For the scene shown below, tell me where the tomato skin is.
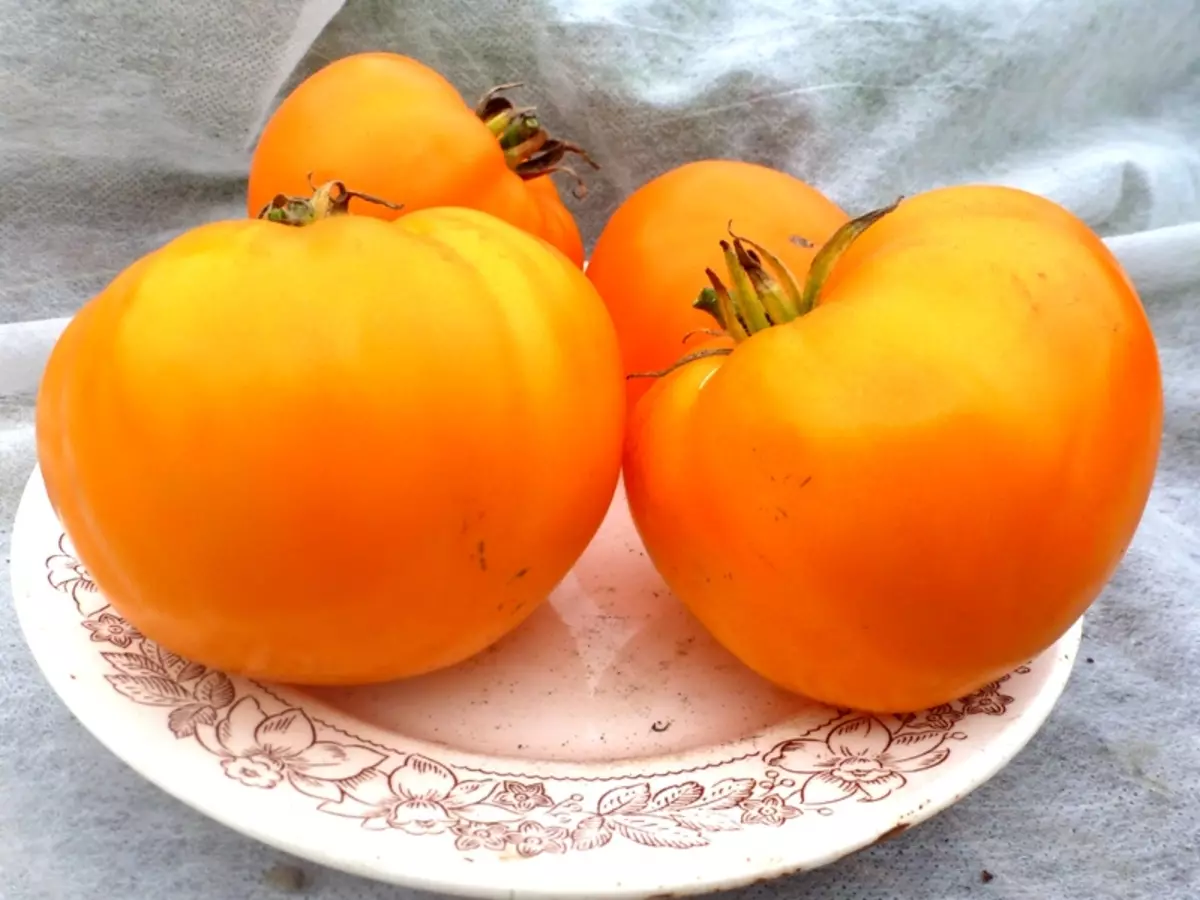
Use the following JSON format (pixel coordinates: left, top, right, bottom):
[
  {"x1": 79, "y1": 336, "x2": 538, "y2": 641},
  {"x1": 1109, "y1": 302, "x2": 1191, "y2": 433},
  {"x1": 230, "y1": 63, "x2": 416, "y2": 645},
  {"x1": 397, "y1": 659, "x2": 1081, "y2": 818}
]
[
  {"x1": 624, "y1": 185, "x2": 1163, "y2": 713},
  {"x1": 247, "y1": 53, "x2": 585, "y2": 265},
  {"x1": 37, "y1": 208, "x2": 624, "y2": 684},
  {"x1": 586, "y1": 160, "x2": 848, "y2": 409}
]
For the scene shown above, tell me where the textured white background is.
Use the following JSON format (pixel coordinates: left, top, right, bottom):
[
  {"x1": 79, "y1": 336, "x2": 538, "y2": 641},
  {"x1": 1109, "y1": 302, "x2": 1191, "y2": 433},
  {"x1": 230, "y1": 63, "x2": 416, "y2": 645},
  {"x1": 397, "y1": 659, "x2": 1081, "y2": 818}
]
[{"x1": 1, "y1": 1, "x2": 1198, "y2": 898}]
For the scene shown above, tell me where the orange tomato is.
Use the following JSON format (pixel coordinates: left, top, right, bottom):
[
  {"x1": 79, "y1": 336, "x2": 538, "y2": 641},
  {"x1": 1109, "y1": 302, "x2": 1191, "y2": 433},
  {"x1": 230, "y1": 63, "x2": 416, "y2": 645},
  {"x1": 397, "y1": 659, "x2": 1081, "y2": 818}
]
[
  {"x1": 247, "y1": 52, "x2": 591, "y2": 265},
  {"x1": 624, "y1": 184, "x2": 1163, "y2": 713},
  {"x1": 585, "y1": 160, "x2": 848, "y2": 409},
  {"x1": 37, "y1": 192, "x2": 625, "y2": 684}
]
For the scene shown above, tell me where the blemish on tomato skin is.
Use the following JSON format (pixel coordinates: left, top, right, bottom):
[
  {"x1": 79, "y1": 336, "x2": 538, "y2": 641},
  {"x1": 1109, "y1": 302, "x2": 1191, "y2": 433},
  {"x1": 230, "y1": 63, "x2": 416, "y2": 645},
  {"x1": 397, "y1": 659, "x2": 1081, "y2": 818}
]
[
  {"x1": 476, "y1": 540, "x2": 488, "y2": 572},
  {"x1": 800, "y1": 474, "x2": 813, "y2": 488},
  {"x1": 511, "y1": 567, "x2": 529, "y2": 581}
]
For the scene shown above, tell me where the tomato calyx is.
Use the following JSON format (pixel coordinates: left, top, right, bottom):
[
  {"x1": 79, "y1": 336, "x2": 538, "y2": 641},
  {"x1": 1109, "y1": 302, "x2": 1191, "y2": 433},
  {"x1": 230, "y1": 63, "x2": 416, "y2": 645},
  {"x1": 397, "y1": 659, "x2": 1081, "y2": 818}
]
[
  {"x1": 696, "y1": 230, "x2": 808, "y2": 342},
  {"x1": 476, "y1": 83, "x2": 600, "y2": 199},
  {"x1": 257, "y1": 176, "x2": 404, "y2": 226},
  {"x1": 698, "y1": 198, "x2": 903, "y2": 341},
  {"x1": 626, "y1": 198, "x2": 902, "y2": 382}
]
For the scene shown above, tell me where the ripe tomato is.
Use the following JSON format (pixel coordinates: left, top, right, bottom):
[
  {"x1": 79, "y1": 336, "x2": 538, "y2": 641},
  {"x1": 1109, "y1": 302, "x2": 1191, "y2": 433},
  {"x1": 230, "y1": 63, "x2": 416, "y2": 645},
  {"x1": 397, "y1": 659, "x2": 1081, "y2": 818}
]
[
  {"x1": 585, "y1": 160, "x2": 848, "y2": 410},
  {"x1": 624, "y1": 185, "x2": 1163, "y2": 712},
  {"x1": 37, "y1": 185, "x2": 625, "y2": 684},
  {"x1": 247, "y1": 53, "x2": 593, "y2": 265}
]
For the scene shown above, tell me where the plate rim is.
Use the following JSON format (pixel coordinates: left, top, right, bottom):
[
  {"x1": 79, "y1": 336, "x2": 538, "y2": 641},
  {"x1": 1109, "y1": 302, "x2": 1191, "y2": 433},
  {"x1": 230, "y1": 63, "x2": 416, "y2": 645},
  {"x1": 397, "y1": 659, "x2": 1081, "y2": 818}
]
[{"x1": 11, "y1": 466, "x2": 1082, "y2": 899}]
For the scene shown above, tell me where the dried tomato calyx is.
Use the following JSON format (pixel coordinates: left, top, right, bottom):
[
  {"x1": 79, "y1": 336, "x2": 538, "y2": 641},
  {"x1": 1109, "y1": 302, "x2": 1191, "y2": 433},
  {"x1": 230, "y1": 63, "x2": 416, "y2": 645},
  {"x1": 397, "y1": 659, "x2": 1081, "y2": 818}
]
[
  {"x1": 476, "y1": 83, "x2": 600, "y2": 198},
  {"x1": 257, "y1": 177, "x2": 403, "y2": 226},
  {"x1": 695, "y1": 199, "x2": 903, "y2": 342}
]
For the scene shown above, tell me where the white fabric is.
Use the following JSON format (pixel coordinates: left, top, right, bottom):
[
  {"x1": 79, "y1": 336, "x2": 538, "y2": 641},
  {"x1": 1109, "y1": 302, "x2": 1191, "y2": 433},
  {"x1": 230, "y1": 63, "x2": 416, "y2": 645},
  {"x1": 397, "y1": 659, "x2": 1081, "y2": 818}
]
[{"x1": 2, "y1": 1, "x2": 1198, "y2": 898}]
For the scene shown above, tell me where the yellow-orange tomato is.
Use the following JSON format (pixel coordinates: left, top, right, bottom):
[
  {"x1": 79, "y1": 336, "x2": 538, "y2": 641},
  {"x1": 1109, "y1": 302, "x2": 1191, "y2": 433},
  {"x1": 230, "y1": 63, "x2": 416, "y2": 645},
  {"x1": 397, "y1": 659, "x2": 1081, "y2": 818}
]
[
  {"x1": 624, "y1": 184, "x2": 1163, "y2": 713},
  {"x1": 37, "y1": 204, "x2": 625, "y2": 684},
  {"x1": 247, "y1": 52, "x2": 587, "y2": 265},
  {"x1": 585, "y1": 160, "x2": 848, "y2": 409}
]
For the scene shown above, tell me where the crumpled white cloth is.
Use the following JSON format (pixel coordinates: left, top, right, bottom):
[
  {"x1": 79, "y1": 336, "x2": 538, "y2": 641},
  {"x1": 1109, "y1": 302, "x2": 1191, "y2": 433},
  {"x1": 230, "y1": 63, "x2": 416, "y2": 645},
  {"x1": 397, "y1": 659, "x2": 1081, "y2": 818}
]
[{"x1": 1, "y1": 1, "x2": 1198, "y2": 898}]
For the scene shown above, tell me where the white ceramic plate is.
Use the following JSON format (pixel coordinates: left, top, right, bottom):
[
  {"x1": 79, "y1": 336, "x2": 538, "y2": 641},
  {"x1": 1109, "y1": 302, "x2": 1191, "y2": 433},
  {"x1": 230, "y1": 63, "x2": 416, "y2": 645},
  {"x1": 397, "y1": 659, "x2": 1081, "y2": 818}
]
[{"x1": 12, "y1": 467, "x2": 1080, "y2": 899}]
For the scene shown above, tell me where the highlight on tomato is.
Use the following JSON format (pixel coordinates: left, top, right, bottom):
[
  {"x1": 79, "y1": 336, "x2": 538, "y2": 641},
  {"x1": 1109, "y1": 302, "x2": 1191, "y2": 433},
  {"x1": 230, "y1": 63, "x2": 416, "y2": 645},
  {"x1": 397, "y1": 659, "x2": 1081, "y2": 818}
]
[
  {"x1": 247, "y1": 52, "x2": 596, "y2": 265},
  {"x1": 36, "y1": 180, "x2": 626, "y2": 685},
  {"x1": 623, "y1": 184, "x2": 1163, "y2": 713},
  {"x1": 585, "y1": 159, "x2": 849, "y2": 410}
]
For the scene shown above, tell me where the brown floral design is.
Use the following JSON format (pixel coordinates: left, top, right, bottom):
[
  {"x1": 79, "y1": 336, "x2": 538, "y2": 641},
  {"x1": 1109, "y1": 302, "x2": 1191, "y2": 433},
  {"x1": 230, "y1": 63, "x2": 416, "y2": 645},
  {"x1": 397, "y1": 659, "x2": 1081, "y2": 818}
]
[
  {"x1": 47, "y1": 535, "x2": 104, "y2": 615},
  {"x1": 452, "y1": 820, "x2": 509, "y2": 852},
  {"x1": 491, "y1": 780, "x2": 555, "y2": 813},
  {"x1": 765, "y1": 716, "x2": 954, "y2": 805},
  {"x1": 196, "y1": 697, "x2": 386, "y2": 797},
  {"x1": 963, "y1": 680, "x2": 1017, "y2": 716},
  {"x1": 82, "y1": 611, "x2": 143, "y2": 648},
  {"x1": 46, "y1": 532, "x2": 1032, "y2": 858},
  {"x1": 739, "y1": 794, "x2": 801, "y2": 827}
]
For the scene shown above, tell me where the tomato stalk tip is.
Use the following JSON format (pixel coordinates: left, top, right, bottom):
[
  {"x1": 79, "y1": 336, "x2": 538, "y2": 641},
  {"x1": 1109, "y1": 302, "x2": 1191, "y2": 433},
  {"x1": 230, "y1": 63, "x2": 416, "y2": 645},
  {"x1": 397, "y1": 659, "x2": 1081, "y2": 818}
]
[
  {"x1": 627, "y1": 345, "x2": 732, "y2": 380},
  {"x1": 798, "y1": 198, "x2": 902, "y2": 313}
]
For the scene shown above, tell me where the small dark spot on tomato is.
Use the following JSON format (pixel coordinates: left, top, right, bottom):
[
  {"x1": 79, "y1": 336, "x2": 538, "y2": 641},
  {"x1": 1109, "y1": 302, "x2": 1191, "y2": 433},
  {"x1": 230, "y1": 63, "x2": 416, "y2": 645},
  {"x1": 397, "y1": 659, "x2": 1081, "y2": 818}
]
[
  {"x1": 651, "y1": 720, "x2": 672, "y2": 733},
  {"x1": 1036, "y1": 271, "x2": 1047, "y2": 280},
  {"x1": 1010, "y1": 273, "x2": 1033, "y2": 298},
  {"x1": 513, "y1": 567, "x2": 528, "y2": 580},
  {"x1": 800, "y1": 475, "x2": 812, "y2": 488},
  {"x1": 477, "y1": 540, "x2": 487, "y2": 572}
]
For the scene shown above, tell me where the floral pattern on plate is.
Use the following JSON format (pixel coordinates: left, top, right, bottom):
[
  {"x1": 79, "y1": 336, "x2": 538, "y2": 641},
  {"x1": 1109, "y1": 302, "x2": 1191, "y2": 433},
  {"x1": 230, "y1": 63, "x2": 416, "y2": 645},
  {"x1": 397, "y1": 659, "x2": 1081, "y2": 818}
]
[{"x1": 45, "y1": 532, "x2": 1031, "y2": 858}]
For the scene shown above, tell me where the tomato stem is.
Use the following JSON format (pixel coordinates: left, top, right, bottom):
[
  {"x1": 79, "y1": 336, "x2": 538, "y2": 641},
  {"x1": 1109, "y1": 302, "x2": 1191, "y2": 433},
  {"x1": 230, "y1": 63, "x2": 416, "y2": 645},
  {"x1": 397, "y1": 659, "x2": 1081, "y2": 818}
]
[
  {"x1": 476, "y1": 83, "x2": 600, "y2": 198},
  {"x1": 257, "y1": 175, "x2": 403, "y2": 226},
  {"x1": 693, "y1": 198, "x2": 903, "y2": 342}
]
